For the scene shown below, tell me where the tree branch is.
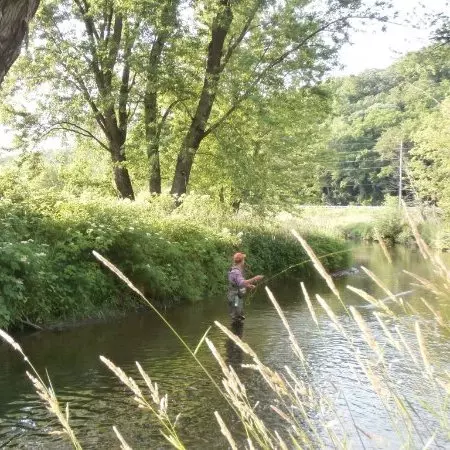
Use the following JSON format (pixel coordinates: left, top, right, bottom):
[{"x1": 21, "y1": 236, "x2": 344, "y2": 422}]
[
  {"x1": 40, "y1": 24, "x2": 108, "y2": 136},
  {"x1": 42, "y1": 121, "x2": 109, "y2": 151},
  {"x1": 119, "y1": 20, "x2": 140, "y2": 134},
  {"x1": 104, "y1": 13, "x2": 123, "y2": 88},
  {"x1": 220, "y1": 1, "x2": 261, "y2": 71},
  {"x1": 68, "y1": 73, "x2": 107, "y2": 134},
  {"x1": 74, "y1": 0, "x2": 106, "y2": 92},
  {"x1": 205, "y1": 16, "x2": 352, "y2": 137},
  {"x1": 100, "y1": 3, "x2": 113, "y2": 40},
  {"x1": 157, "y1": 99, "x2": 183, "y2": 140},
  {"x1": 104, "y1": 3, "x2": 114, "y2": 43}
]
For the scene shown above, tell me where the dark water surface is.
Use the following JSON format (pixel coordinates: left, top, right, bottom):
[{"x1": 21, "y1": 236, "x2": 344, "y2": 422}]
[{"x1": 0, "y1": 245, "x2": 449, "y2": 449}]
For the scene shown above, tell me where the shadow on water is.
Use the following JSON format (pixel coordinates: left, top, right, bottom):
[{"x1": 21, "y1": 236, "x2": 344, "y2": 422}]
[{"x1": 225, "y1": 320, "x2": 244, "y2": 369}]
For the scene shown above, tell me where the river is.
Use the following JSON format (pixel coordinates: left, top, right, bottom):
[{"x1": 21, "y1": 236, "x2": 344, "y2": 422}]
[{"x1": 0, "y1": 244, "x2": 449, "y2": 449}]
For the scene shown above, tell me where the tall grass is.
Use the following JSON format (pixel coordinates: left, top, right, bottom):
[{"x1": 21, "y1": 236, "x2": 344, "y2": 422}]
[
  {"x1": 290, "y1": 201, "x2": 450, "y2": 250},
  {"x1": 1, "y1": 207, "x2": 449, "y2": 448}
]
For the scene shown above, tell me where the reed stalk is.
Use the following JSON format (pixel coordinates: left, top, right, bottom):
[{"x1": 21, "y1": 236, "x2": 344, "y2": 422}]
[
  {"x1": 113, "y1": 426, "x2": 132, "y2": 450},
  {"x1": 291, "y1": 230, "x2": 345, "y2": 310},
  {"x1": 347, "y1": 285, "x2": 395, "y2": 316},
  {"x1": 361, "y1": 266, "x2": 398, "y2": 304},
  {"x1": 0, "y1": 330, "x2": 82, "y2": 449},
  {"x1": 374, "y1": 228, "x2": 392, "y2": 264},
  {"x1": 301, "y1": 282, "x2": 319, "y2": 329}
]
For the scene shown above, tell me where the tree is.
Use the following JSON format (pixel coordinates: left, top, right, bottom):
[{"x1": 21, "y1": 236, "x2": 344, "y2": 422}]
[
  {"x1": 143, "y1": 0, "x2": 180, "y2": 194},
  {"x1": 4, "y1": 0, "x2": 185, "y2": 199},
  {"x1": 43, "y1": 0, "x2": 142, "y2": 199},
  {"x1": 169, "y1": 0, "x2": 392, "y2": 197},
  {"x1": 409, "y1": 98, "x2": 450, "y2": 209},
  {"x1": 319, "y1": 45, "x2": 450, "y2": 205},
  {"x1": 190, "y1": 87, "x2": 331, "y2": 208},
  {"x1": 4, "y1": 0, "x2": 150, "y2": 199},
  {"x1": 3, "y1": 0, "x2": 392, "y2": 204},
  {"x1": 429, "y1": 4, "x2": 450, "y2": 44},
  {"x1": 319, "y1": 73, "x2": 402, "y2": 205},
  {"x1": 0, "y1": 0, "x2": 40, "y2": 86}
]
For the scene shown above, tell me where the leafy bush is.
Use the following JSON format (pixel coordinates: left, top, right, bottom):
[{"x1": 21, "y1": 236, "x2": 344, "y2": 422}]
[
  {"x1": 372, "y1": 196, "x2": 407, "y2": 243},
  {"x1": 0, "y1": 194, "x2": 349, "y2": 330},
  {"x1": 340, "y1": 198, "x2": 415, "y2": 245},
  {"x1": 342, "y1": 222, "x2": 373, "y2": 241}
]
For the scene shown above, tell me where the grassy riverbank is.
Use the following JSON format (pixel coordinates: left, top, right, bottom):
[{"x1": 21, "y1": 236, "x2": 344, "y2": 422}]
[
  {"x1": 282, "y1": 200, "x2": 450, "y2": 250},
  {"x1": 0, "y1": 193, "x2": 350, "y2": 330}
]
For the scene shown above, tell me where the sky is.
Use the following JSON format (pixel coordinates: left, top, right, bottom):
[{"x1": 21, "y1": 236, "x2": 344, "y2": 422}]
[
  {"x1": 0, "y1": 0, "x2": 447, "y2": 151},
  {"x1": 336, "y1": 0, "x2": 447, "y2": 75}
]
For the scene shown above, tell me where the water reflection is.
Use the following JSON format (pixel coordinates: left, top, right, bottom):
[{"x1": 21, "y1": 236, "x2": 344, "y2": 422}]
[
  {"x1": 225, "y1": 320, "x2": 244, "y2": 368},
  {"x1": 0, "y1": 244, "x2": 449, "y2": 448}
]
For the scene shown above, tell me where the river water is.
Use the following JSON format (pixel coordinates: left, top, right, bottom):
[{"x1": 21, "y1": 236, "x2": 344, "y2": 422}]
[{"x1": 0, "y1": 245, "x2": 449, "y2": 449}]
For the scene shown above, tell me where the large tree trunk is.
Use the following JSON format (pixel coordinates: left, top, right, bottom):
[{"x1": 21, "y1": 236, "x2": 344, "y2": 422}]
[
  {"x1": 170, "y1": 0, "x2": 233, "y2": 196},
  {"x1": 147, "y1": 130, "x2": 162, "y2": 194},
  {"x1": 145, "y1": 1, "x2": 178, "y2": 194},
  {"x1": 0, "y1": 0, "x2": 40, "y2": 86},
  {"x1": 107, "y1": 108, "x2": 134, "y2": 200},
  {"x1": 145, "y1": 89, "x2": 162, "y2": 193},
  {"x1": 171, "y1": 126, "x2": 205, "y2": 195},
  {"x1": 113, "y1": 164, "x2": 135, "y2": 201},
  {"x1": 144, "y1": 40, "x2": 164, "y2": 195},
  {"x1": 110, "y1": 141, "x2": 135, "y2": 200},
  {"x1": 149, "y1": 152, "x2": 162, "y2": 194}
]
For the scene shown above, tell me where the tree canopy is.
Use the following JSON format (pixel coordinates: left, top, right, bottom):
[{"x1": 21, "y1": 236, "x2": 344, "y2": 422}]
[
  {"x1": 3, "y1": 0, "x2": 450, "y2": 215},
  {"x1": 1, "y1": 0, "x2": 392, "y2": 204},
  {"x1": 319, "y1": 45, "x2": 450, "y2": 207}
]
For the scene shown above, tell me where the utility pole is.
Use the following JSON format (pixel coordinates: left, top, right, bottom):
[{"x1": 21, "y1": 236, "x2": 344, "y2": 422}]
[{"x1": 398, "y1": 140, "x2": 403, "y2": 207}]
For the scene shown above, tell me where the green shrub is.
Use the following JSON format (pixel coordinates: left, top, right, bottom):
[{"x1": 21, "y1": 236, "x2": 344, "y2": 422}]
[
  {"x1": 342, "y1": 222, "x2": 373, "y2": 241},
  {"x1": 0, "y1": 194, "x2": 349, "y2": 329},
  {"x1": 419, "y1": 221, "x2": 450, "y2": 251},
  {"x1": 340, "y1": 198, "x2": 414, "y2": 245}
]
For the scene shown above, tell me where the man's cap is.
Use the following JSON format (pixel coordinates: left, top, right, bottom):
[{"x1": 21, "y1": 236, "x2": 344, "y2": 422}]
[{"x1": 233, "y1": 252, "x2": 246, "y2": 264}]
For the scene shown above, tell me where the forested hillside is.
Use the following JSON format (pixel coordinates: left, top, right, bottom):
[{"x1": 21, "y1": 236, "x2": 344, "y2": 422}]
[{"x1": 321, "y1": 45, "x2": 450, "y2": 209}]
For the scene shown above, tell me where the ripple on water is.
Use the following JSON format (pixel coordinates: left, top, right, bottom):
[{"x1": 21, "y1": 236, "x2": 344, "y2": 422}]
[{"x1": 1, "y1": 245, "x2": 449, "y2": 448}]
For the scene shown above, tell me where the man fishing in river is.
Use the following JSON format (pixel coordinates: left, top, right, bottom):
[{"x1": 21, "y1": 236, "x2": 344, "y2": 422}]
[{"x1": 227, "y1": 252, "x2": 264, "y2": 322}]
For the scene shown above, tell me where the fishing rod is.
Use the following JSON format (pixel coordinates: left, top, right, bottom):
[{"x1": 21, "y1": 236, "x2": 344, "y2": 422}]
[{"x1": 246, "y1": 247, "x2": 354, "y2": 300}]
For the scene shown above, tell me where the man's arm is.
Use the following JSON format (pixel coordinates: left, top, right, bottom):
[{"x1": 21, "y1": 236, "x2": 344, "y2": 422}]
[{"x1": 243, "y1": 275, "x2": 264, "y2": 289}]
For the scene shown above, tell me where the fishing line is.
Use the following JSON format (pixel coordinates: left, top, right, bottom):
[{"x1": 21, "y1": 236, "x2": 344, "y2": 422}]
[{"x1": 246, "y1": 247, "x2": 354, "y2": 301}]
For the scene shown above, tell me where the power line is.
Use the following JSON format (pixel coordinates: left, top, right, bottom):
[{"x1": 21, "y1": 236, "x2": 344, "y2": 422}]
[
  {"x1": 307, "y1": 154, "x2": 401, "y2": 163},
  {"x1": 324, "y1": 148, "x2": 393, "y2": 153},
  {"x1": 322, "y1": 183, "x2": 396, "y2": 187},
  {"x1": 313, "y1": 159, "x2": 397, "y2": 164},
  {"x1": 325, "y1": 165, "x2": 399, "y2": 171}
]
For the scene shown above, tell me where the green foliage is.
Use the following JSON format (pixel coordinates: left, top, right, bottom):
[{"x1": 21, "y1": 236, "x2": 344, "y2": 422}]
[
  {"x1": 336, "y1": 198, "x2": 417, "y2": 245},
  {"x1": 0, "y1": 170, "x2": 349, "y2": 329},
  {"x1": 0, "y1": 200, "x2": 118, "y2": 329},
  {"x1": 190, "y1": 88, "x2": 331, "y2": 208},
  {"x1": 419, "y1": 221, "x2": 450, "y2": 251},
  {"x1": 341, "y1": 222, "x2": 374, "y2": 241},
  {"x1": 373, "y1": 197, "x2": 407, "y2": 244},
  {"x1": 320, "y1": 45, "x2": 450, "y2": 207},
  {"x1": 1, "y1": 0, "x2": 393, "y2": 201},
  {"x1": 409, "y1": 98, "x2": 450, "y2": 213}
]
